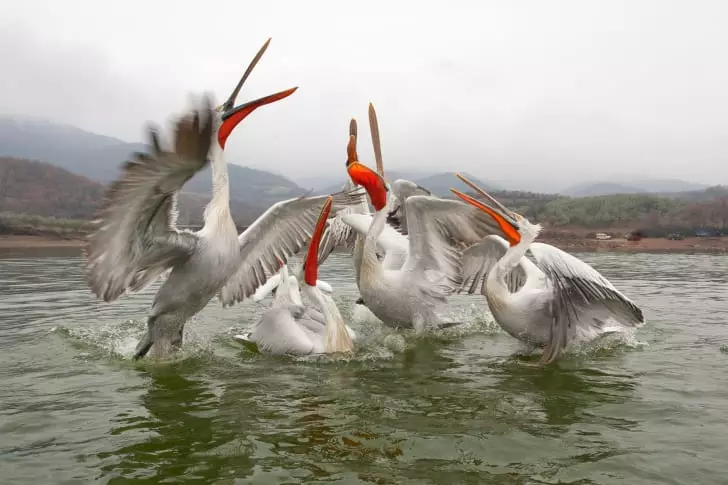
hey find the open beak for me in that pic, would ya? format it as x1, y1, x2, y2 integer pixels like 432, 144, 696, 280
304, 196, 333, 287
347, 161, 388, 211
455, 173, 518, 220
450, 188, 522, 246
217, 38, 298, 149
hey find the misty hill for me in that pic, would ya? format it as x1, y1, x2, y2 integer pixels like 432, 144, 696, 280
0, 156, 105, 219
562, 178, 709, 197
0, 116, 308, 207
313, 171, 499, 197
0, 156, 267, 226
299, 169, 436, 192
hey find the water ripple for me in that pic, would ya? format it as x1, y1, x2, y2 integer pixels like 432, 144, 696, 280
0, 249, 727, 484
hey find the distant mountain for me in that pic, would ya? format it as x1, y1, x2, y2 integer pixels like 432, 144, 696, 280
0, 116, 308, 208
415, 172, 500, 197
0, 156, 105, 219
312, 171, 499, 197
561, 178, 709, 197
561, 182, 648, 197
0, 156, 267, 226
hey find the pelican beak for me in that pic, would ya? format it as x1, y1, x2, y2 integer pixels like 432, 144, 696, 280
304, 197, 333, 287
217, 38, 298, 149
345, 118, 358, 167
347, 161, 388, 211
454, 172, 518, 220
450, 188, 521, 246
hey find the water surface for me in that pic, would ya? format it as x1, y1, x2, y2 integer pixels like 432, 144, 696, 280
1, 248, 727, 484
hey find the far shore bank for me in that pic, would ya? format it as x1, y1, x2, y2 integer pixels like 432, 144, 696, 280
2, 234, 728, 254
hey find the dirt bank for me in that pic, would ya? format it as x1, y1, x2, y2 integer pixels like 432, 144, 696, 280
540, 236, 728, 254
0, 235, 87, 248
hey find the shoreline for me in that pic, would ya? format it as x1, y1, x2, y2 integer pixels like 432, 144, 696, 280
1, 234, 727, 254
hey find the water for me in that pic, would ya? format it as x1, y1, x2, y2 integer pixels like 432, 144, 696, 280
1, 248, 727, 484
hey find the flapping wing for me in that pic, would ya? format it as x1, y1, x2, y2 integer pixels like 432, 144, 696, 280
528, 242, 646, 364
218, 189, 365, 306
400, 195, 516, 302
386, 179, 432, 235
316, 182, 369, 266
459, 235, 529, 295
84, 99, 215, 302
340, 212, 409, 267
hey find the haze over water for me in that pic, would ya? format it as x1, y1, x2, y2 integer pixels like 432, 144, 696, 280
1, 248, 727, 484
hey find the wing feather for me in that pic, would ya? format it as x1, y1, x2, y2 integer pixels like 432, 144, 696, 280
218, 189, 365, 306
459, 235, 529, 296
398, 196, 514, 301
316, 182, 369, 265
84, 100, 214, 302
386, 179, 432, 235
528, 242, 645, 364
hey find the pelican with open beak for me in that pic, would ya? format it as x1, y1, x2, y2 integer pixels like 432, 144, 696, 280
450, 174, 646, 364
85, 38, 364, 360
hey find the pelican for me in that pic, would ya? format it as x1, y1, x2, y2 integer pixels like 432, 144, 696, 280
236, 197, 356, 355
342, 162, 508, 333
450, 174, 646, 364
318, 104, 431, 322
84, 39, 364, 360
318, 104, 432, 270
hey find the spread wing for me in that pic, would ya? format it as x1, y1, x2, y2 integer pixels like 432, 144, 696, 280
340, 212, 409, 270
218, 189, 365, 306
84, 99, 215, 302
316, 182, 369, 266
399, 195, 515, 303
386, 179, 432, 236
528, 242, 646, 364
458, 235, 531, 295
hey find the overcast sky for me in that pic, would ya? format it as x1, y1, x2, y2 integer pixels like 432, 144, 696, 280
2, 0, 728, 188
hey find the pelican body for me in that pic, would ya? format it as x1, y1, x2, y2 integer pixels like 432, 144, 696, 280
451, 175, 646, 364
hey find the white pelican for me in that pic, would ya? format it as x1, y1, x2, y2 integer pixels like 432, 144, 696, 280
84, 39, 364, 360
237, 197, 356, 355
318, 104, 431, 266
317, 105, 431, 319
450, 174, 646, 364
341, 162, 508, 333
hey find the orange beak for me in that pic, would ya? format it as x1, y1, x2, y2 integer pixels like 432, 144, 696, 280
218, 87, 297, 148
304, 196, 333, 287
450, 188, 521, 246
347, 161, 388, 211
216, 38, 298, 149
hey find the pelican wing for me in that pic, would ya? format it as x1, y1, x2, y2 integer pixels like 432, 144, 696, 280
218, 190, 364, 306
386, 179, 432, 235
85, 101, 215, 302
340, 212, 409, 269
400, 196, 515, 302
316, 182, 368, 265
528, 242, 645, 364
459, 235, 529, 295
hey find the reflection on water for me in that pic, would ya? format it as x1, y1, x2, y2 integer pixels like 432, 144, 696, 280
1, 248, 728, 484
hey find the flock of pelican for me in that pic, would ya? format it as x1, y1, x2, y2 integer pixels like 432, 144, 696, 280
83, 39, 645, 365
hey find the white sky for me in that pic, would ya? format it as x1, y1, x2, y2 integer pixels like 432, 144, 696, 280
2, 0, 727, 187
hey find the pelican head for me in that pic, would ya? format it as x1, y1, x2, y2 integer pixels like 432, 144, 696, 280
216, 38, 298, 149
346, 162, 389, 211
